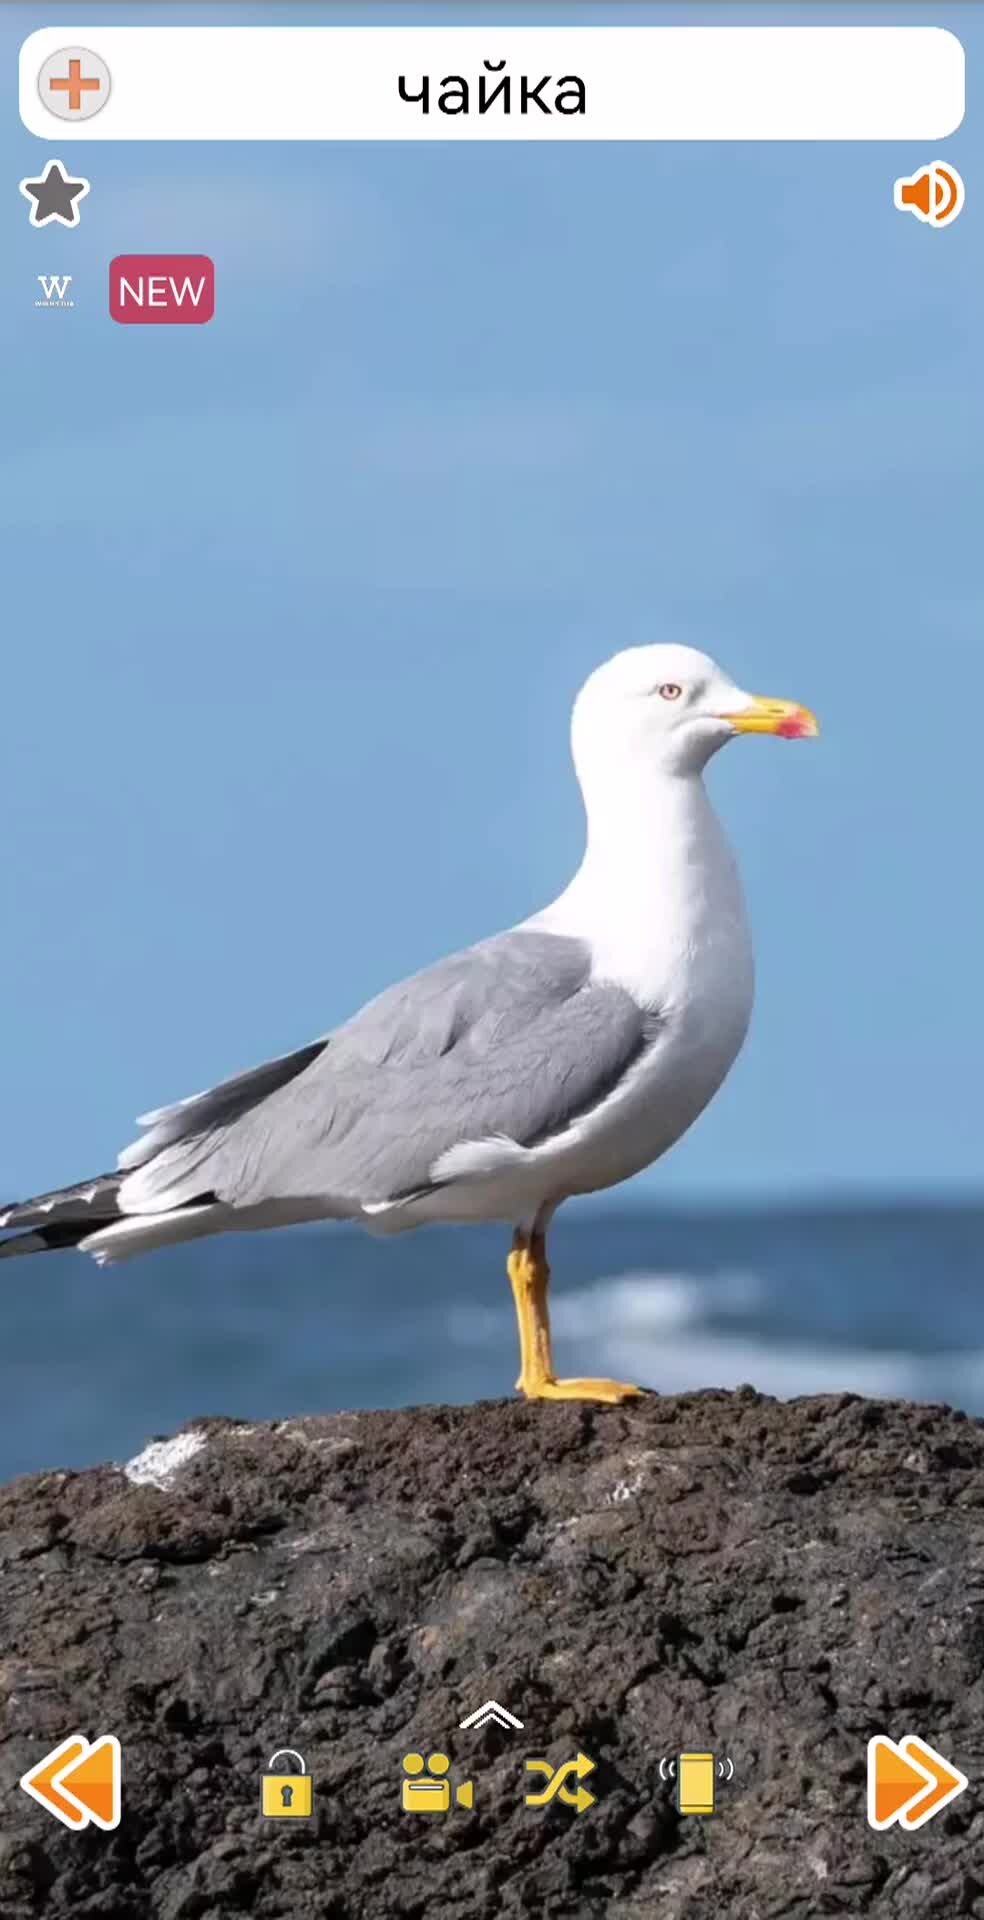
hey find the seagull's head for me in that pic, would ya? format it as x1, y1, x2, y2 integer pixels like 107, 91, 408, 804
572, 644, 819, 781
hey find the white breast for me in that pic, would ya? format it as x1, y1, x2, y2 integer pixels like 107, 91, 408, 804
525, 768, 756, 1198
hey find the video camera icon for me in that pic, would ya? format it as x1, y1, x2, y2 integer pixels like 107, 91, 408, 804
401, 1751, 474, 1814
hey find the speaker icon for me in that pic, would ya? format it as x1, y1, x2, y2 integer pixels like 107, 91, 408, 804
894, 162, 964, 228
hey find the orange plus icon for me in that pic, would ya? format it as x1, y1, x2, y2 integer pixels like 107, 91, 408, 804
38, 46, 111, 124
51, 59, 100, 112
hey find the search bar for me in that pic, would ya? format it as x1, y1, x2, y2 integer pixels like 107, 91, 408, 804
20, 27, 964, 143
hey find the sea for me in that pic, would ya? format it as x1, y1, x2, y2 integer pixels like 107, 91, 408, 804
3, 1198, 983, 1485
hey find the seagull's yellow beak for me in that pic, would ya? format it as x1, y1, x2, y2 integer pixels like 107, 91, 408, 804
721, 694, 820, 740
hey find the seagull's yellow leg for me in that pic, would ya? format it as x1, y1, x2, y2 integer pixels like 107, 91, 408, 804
507, 1229, 644, 1404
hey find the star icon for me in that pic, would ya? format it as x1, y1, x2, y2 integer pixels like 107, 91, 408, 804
19, 158, 90, 228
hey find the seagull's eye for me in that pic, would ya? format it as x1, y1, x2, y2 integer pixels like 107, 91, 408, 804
657, 682, 683, 701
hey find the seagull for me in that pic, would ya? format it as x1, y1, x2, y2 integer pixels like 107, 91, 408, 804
0, 646, 817, 1403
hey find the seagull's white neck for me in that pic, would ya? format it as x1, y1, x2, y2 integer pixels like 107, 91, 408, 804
587, 755, 721, 871
555, 759, 734, 920
528, 757, 750, 1010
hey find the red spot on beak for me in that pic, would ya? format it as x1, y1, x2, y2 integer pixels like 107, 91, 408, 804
776, 713, 810, 739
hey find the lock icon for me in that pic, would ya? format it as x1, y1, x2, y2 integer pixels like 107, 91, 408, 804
261, 1750, 313, 1819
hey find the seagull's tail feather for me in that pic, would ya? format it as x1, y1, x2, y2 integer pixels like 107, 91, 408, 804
1, 1038, 335, 1264
0, 1172, 124, 1256
1, 1225, 98, 1259
77, 1205, 229, 1266
0, 1173, 220, 1264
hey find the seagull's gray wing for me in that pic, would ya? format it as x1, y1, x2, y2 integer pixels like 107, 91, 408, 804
118, 930, 653, 1215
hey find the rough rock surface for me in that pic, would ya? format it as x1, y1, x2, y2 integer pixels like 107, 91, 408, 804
1, 1390, 983, 1919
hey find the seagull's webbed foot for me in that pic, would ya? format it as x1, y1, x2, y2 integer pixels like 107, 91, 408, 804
507, 1231, 645, 1406
522, 1375, 644, 1405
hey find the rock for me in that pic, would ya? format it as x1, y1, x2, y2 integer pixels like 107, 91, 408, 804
1, 1391, 983, 1918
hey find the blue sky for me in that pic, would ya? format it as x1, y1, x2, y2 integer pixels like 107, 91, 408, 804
2, 0, 981, 1206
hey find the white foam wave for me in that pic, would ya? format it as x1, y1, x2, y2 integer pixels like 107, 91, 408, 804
550, 1267, 764, 1338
